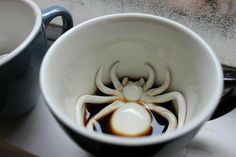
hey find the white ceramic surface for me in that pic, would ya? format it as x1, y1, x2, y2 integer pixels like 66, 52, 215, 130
40, 13, 223, 151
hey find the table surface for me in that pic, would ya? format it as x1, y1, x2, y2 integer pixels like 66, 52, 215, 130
1, 1, 236, 156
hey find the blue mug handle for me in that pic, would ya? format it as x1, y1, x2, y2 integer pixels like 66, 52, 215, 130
42, 6, 73, 34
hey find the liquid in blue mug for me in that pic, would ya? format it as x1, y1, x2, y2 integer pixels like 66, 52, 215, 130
0, 0, 73, 118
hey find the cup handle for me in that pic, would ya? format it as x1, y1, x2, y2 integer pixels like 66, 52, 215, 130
210, 68, 236, 120
42, 6, 73, 34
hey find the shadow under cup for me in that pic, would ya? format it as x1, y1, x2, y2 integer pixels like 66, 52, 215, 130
41, 14, 223, 157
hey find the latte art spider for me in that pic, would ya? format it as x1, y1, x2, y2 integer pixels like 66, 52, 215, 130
76, 62, 186, 137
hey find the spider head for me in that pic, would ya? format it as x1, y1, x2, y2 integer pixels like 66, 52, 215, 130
122, 78, 144, 101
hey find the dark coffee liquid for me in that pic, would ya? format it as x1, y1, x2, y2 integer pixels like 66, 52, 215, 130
84, 79, 177, 137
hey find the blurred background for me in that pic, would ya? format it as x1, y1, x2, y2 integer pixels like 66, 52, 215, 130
34, 0, 236, 67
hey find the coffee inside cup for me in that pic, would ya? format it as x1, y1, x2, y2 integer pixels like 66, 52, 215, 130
75, 61, 187, 138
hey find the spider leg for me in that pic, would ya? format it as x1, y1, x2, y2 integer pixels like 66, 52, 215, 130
110, 61, 123, 90
86, 101, 124, 130
143, 63, 155, 91
139, 78, 145, 86
96, 67, 121, 96
147, 103, 177, 132
76, 95, 118, 126
147, 70, 170, 96
122, 77, 129, 86
143, 91, 186, 128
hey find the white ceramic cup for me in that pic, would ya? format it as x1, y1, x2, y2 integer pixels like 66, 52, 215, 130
40, 14, 223, 157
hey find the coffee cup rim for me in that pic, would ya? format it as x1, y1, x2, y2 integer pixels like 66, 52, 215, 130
40, 13, 223, 146
0, 0, 42, 66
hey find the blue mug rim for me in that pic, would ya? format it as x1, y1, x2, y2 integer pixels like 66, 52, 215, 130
0, 0, 42, 66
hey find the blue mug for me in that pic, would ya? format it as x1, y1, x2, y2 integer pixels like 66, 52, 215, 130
0, 0, 73, 118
